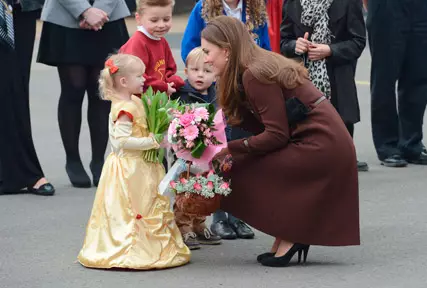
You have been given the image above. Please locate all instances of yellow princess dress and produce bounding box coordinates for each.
[78,96,190,270]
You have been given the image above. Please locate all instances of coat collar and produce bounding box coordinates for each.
[286,0,347,26]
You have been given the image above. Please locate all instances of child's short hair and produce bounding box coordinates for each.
[185,47,205,67]
[137,0,175,14]
[99,53,145,101]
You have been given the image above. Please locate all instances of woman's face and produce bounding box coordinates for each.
[201,38,229,77]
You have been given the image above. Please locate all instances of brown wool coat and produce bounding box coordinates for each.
[223,69,360,246]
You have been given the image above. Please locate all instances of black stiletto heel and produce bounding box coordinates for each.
[297,245,310,264]
[261,243,310,267]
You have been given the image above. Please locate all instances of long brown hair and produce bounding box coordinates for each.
[201,16,308,125]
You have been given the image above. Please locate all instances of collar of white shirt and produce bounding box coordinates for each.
[137,25,161,41]
[223,0,243,20]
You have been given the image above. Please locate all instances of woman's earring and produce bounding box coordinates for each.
[225,57,229,62]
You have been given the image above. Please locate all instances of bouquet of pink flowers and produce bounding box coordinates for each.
[167,104,227,169]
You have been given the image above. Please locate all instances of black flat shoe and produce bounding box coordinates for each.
[28,183,55,196]
[405,151,427,165]
[210,221,237,240]
[230,220,255,239]
[66,161,91,188]
[90,160,104,187]
[380,155,408,168]
[357,161,369,172]
[257,252,275,263]
[260,244,310,267]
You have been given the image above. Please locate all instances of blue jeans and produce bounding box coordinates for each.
[212,126,252,225]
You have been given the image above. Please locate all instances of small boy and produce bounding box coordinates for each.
[173,47,221,250]
[120,0,184,97]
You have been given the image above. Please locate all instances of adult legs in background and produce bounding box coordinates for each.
[57,66,92,187]
[368,0,409,167]
[345,123,369,171]
[0,8,54,195]
[397,0,427,164]
[86,66,111,186]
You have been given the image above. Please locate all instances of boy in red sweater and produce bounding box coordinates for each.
[120,0,184,96]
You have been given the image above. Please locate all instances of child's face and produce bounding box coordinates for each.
[185,58,216,93]
[117,64,146,95]
[136,5,173,38]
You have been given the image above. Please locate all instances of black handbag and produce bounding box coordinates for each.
[285,97,310,126]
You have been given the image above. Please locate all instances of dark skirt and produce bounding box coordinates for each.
[37,19,129,67]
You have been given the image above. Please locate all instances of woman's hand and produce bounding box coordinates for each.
[213,147,230,161]
[81,8,109,31]
[295,32,311,55]
[308,44,332,61]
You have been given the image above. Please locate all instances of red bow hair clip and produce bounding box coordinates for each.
[105,59,119,74]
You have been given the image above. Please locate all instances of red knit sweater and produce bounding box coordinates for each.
[120,32,184,93]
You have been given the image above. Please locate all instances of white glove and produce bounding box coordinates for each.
[113,121,160,151]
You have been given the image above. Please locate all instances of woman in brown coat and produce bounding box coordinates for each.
[201,16,360,267]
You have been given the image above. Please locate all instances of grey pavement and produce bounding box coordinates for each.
[1,38,427,288]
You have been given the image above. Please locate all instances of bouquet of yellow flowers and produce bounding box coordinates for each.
[141,87,180,163]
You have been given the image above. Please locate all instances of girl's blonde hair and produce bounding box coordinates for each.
[185,47,205,67]
[202,0,267,31]
[137,0,175,14]
[99,54,145,101]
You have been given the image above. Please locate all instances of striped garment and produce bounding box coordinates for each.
[0,0,14,49]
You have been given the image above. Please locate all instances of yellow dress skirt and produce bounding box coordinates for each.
[77,97,190,270]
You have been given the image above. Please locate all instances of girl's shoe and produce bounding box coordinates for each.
[196,228,222,245]
[183,232,201,250]
[260,244,310,267]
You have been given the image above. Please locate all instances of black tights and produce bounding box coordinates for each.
[345,122,354,138]
[57,66,110,168]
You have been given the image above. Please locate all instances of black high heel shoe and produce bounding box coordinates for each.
[66,161,91,188]
[90,160,104,187]
[260,243,310,267]
[257,252,275,263]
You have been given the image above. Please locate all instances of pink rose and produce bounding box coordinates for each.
[169,181,177,189]
[179,113,195,127]
[183,125,199,141]
[207,181,214,190]
[220,182,229,189]
[207,170,215,177]
[180,178,188,184]
[194,107,209,121]
[193,182,202,191]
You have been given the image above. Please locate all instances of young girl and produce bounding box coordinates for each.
[77,54,190,270]
[181,0,271,62]
[181,0,271,240]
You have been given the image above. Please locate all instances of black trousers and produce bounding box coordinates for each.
[0,8,44,190]
[367,0,427,160]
